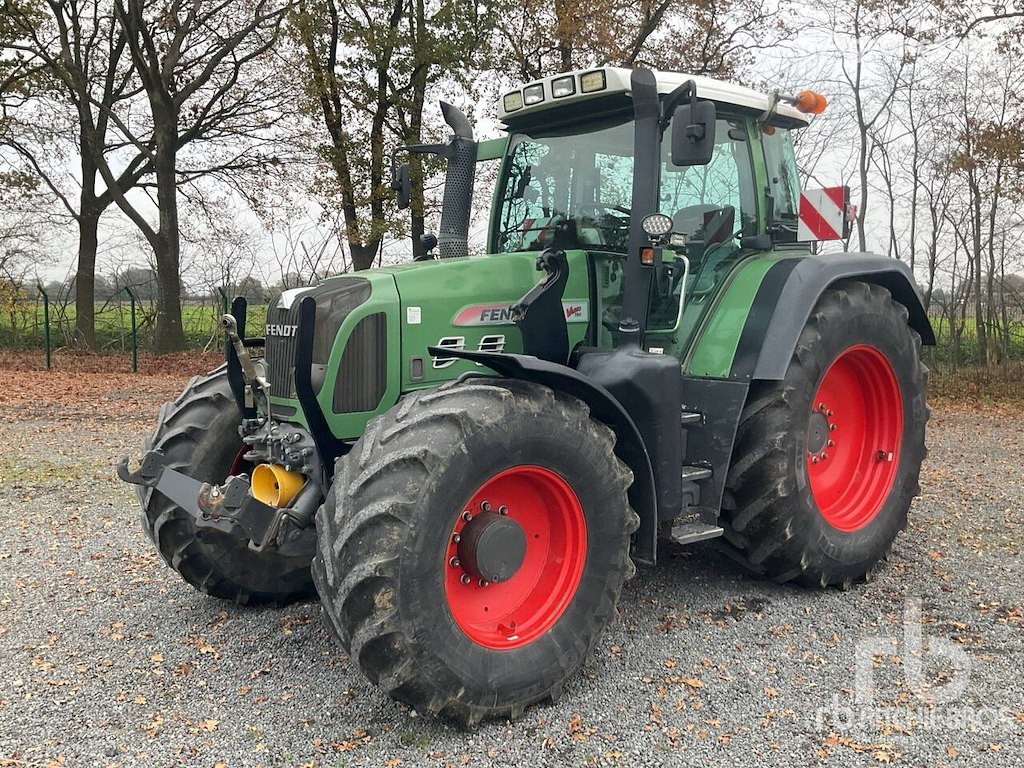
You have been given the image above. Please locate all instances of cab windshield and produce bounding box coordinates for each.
[492,113,758,254]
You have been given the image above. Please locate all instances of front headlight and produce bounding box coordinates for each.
[523,83,545,105]
[580,70,607,93]
[552,75,576,98]
[503,91,523,112]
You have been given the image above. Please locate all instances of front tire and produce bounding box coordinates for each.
[138,367,316,604]
[312,378,638,725]
[720,281,928,587]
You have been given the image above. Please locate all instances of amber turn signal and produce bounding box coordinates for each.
[794,90,827,115]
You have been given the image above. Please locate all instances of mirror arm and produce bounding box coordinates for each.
[402,142,451,159]
[757,91,782,127]
[390,142,453,211]
[660,80,697,133]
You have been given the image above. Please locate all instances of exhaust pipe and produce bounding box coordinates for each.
[437,101,477,260]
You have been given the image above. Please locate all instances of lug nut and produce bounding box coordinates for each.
[460,574,472,585]
[478,579,489,587]
[462,511,473,522]
[449,556,460,568]
[818,402,827,411]
[827,439,835,448]
[826,409,834,417]
[452,533,461,544]
[820,452,828,460]
[811,456,819,464]
[829,423,837,431]
[479,501,492,512]
[497,505,508,516]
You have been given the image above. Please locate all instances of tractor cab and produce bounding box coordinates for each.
[484,69,814,356]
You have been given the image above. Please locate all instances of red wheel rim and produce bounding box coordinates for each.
[807,344,903,531]
[229,446,253,476]
[444,465,587,649]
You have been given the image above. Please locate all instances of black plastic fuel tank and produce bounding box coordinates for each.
[576,345,683,520]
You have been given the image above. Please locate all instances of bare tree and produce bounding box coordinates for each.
[1,0,152,348]
[804,0,934,252]
[266,212,350,290]
[0,197,53,344]
[84,0,295,351]
[294,0,496,270]
[498,0,786,81]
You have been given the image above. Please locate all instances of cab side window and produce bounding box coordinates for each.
[762,127,801,223]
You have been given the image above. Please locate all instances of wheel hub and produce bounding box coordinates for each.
[456,511,527,583]
[806,409,831,455]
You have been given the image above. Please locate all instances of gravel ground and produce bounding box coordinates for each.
[0,378,1021,768]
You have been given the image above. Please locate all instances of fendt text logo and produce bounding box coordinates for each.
[453,301,589,326]
[265,323,299,338]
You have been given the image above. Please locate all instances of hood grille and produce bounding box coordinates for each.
[264,278,372,402]
[265,303,302,399]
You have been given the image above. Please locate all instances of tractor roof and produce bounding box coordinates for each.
[498,67,812,128]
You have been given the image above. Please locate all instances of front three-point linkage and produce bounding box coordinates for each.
[116,450,279,549]
[118,315,318,553]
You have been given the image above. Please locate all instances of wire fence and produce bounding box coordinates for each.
[2,289,1023,398]
[1,291,268,355]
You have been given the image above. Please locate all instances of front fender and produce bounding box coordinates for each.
[428,348,659,565]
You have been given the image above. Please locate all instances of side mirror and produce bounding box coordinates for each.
[391,162,411,209]
[671,100,717,167]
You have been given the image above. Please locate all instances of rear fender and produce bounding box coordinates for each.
[731,254,935,381]
[429,347,659,565]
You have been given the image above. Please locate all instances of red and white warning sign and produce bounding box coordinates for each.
[798,186,851,241]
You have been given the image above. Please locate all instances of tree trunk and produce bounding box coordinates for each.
[152,124,186,352]
[984,161,1002,367]
[72,130,105,349]
[74,203,100,349]
[998,232,1010,378]
[409,4,428,260]
[969,176,987,366]
[856,121,869,252]
[907,112,919,272]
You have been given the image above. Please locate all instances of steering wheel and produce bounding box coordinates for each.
[601,304,622,332]
[578,204,631,219]
[577,205,631,250]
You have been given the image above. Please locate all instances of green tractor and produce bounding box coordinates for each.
[120,67,932,725]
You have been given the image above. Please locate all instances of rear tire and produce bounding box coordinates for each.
[312,378,638,725]
[720,281,928,587]
[138,367,316,604]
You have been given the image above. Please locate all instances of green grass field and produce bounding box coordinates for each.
[925,314,1024,365]
[1,300,269,351]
